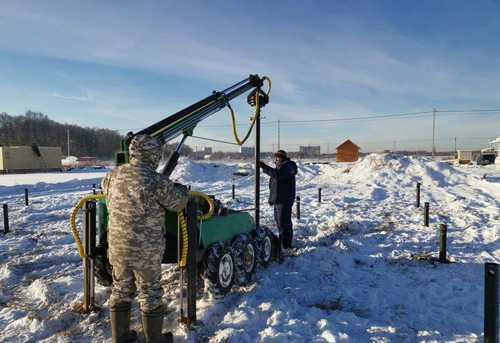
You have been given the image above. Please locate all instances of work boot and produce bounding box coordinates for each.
[141,308,173,343]
[110,302,137,343]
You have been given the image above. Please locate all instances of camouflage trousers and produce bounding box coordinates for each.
[108,255,164,313]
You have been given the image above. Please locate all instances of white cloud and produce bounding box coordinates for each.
[3,1,499,104]
[2,1,500,150]
[49,92,92,102]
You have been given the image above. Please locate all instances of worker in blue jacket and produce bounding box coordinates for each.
[260,150,298,254]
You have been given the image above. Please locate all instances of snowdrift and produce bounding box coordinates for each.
[0,154,498,342]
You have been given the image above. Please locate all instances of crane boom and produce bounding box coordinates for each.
[136,74,265,143]
[117,74,268,174]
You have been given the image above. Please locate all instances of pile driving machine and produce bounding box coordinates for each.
[71,75,279,326]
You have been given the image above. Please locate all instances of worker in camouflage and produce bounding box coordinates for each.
[102,134,188,343]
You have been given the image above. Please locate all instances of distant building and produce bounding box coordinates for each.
[240,146,255,157]
[489,137,500,155]
[203,147,213,154]
[299,146,320,157]
[0,145,62,173]
[336,140,360,162]
[456,150,481,164]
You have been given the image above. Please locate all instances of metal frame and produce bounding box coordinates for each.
[104,75,267,328]
[83,201,97,313]
[254,85,261,229]
[179,86,264,328]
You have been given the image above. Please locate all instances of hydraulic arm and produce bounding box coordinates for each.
[117,74,269,176]
[72,73,273,324]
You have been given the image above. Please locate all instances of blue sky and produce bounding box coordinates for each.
[1,0,500,152]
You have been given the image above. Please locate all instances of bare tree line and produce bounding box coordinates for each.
[0,111,122,158]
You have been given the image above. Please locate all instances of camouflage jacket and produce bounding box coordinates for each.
[102,135,188,262]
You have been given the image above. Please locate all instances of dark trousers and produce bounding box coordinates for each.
[274,202,293,249]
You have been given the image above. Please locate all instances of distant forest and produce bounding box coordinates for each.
[0,111,122,158]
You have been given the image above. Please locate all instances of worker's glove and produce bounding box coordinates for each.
[258,161,266,168]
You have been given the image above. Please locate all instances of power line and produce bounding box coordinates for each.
[277,110,433,124]
[276,109,500,126]
[264,136,495,147]
[190,135,240,146]
[266,109,500,127]
[112,107,500,132]
[435,108,500,113]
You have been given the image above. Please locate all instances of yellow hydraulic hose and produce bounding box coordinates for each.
[178,211,189,268]
[177,191,215,268]
[70,191,215,265]
[228,76,271,146]
[70,194,105,258]
[187,191,215,221]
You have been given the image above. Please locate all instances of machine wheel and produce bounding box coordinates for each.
[232,234,256,285]
[204,243,235,297]
[255,227,276,266]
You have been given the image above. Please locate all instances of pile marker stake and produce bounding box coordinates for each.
[3,204,8,234]
[484,263,498,343]
[424,202,429,227]
[296,196,301,219]
[439,224,447,262]
[416,182,421,208]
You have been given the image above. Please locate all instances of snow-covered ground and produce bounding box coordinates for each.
[0,155,498,342]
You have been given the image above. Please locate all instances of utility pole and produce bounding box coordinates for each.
[454,137,457,152]
[66,128,70,157]
[327,142,330,155]
[277,119,281,151]
[432,108,436,157]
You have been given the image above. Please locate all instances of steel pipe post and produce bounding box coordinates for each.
[254,88,261,229]
[318,188,322,203]
[416,182,421,208]
[439,224,447,262]
[24,188,29,206]
[83,201,96,313]
[232,183,235,200]
[485,263,498,343]
[424,202,429,227]
[3,204,8,234]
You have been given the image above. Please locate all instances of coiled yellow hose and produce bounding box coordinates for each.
[178,211,189,268]
[70,191,215,265]
[177,191,215,268]
[228,76,271,146]
[70,194,105,258]
[187,191,215,221]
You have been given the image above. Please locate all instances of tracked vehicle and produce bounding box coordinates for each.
[71,75,279,325]
[93,193,277,296]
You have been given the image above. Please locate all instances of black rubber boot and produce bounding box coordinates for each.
[141,307,173,343]
[110,302,137,343]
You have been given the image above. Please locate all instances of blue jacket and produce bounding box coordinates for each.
[261,159,298,205]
